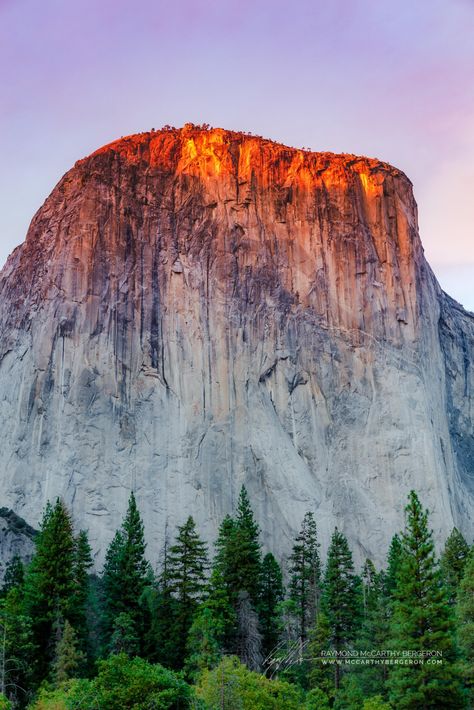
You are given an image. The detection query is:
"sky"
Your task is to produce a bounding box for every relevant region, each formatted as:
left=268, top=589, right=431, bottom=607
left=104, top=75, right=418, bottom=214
left=0, top=0, right=473, bottom=310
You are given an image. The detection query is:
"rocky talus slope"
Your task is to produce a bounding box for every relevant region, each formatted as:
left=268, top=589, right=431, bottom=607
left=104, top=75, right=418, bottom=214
left=0, top=125, right=472, bottom=566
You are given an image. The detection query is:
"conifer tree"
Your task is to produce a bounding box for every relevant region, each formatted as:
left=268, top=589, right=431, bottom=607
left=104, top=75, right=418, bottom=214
left=440, top=527, right=470, bottom=606
left=101, top=492, right=151, bottom=649
left=356, top=560, right=389, bottom=697
left=321, top=527, right=359, bottom=690
left=51, top=619, right=85, bottom=687
left=385, top=533, right=403, bottom=598
left=110, top=612, right=140, bottom=657
left=307, top=611, right=333, bottom=698
left=289, top=512, right=321, bottom=644
left=259, top=552, right=284, bottom=662
left=69, top=530, right=93, bottom=653
left=1, top=557, right=24, bottom=598
left=145, top=536, right=182, bottom=670
left=207, top=493, right=263, bottom=654
left=0, top=588, right=34, bottom=705
left=232, top=486, right=262, bottom=605
left=165, top=516, right=208, bottom=665
left=206, top=516, right=237, bottom=651
left=23, top=499, right=76, bottom=679
left=388, top=490, right=465, bottom=709
left=456, top=551, right=474, bottom=704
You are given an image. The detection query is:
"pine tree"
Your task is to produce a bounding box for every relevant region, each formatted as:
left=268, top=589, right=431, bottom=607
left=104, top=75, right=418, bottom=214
left=456, top=551, right=474, bottom=704
left=388, top=490, right=465, bottom=709
left=23, top=499, right=76, bottom=680
left=51, top=619, right=85, bottom=687
left=207, top=502, right=261, bottom=655
left=307, top=611, right=333, bottom=698
left=101, top=492, right=151, bottom=650
left=101, top=530, right=124, bottom=637
left=440, top=527, right=470, bottom=606
left=110, top=612, right=140, bottom=657
left=289, top=512, right=321, bottom=644
left=206, top=524, right=236, bottom=655
left=0, top=588, right=34, bottom=705
left=356, top=560, right=389, bottom=698
left=321, top=527, right=359, bottom=690
left=259, top=553, right=284, bottom=664
left=1, top=556, right=24, bottom=598
left=165, top=516, right=208, bottom=666
left=385, top=533, right=403, bottom=598
left=69, top=530, right=93, bottom=654
left=231, top=486, right=262, bottom=605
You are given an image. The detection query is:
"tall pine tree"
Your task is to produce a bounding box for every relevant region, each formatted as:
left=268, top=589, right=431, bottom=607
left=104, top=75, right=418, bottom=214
left=23, top=499, right=76, bottom=681
left=456, top=550, right=474, bottom=705
left=231, top=486, right=262, bottom=605
left=259, top=552, right=284, bottom=664
left=440, top=527, right=470, bottom=606
left=70, top=530, right=93, bottom=656
left=165, top=516, right=208, bottom=666
left=101, top=492, right=151, bottom=651
left=289, top=511, right=321, bottom=644
left=355, top=560, right=389, bottom=698
left=388, top=490, right=465, bottom=710
left=321, top=527, right=359, bottom=690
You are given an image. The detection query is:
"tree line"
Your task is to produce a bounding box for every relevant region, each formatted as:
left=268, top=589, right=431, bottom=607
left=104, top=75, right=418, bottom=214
left=0, top=488, right=472, bottom=709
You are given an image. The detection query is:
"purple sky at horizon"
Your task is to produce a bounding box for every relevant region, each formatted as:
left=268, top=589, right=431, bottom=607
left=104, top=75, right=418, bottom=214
left=1, top=0, right=473, bottom=309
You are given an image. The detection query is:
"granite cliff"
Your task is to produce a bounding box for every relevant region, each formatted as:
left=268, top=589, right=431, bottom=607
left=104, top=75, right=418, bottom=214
left=0, top=125, right=472, bottom=567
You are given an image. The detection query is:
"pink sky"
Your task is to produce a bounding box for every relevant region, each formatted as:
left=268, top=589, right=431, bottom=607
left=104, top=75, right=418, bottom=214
left=1, top=0, right=473, bottom=308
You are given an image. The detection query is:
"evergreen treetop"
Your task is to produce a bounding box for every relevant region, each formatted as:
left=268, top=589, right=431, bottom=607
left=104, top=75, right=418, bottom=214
left=388, top=490, right=465, bottom=709
left=289, top=511, right=321, bottom=643
left=440, top=527, right=470, bottom=605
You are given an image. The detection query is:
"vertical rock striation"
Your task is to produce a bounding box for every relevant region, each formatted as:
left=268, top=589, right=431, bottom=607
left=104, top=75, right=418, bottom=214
left=0, top=125, right=472, bottom=565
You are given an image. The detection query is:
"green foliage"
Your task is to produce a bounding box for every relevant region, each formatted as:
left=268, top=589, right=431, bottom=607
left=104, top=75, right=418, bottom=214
left=165, top=516, right=208, bottom=665
left=307, top=611, right=333, bottom=696
left=385, top=534, right=403, bottom=598
left=355, top=560, right=390, bottom=697
left=206, top=516, right=237, bottom=647
left=1, top=556, right=24, bottom=598
left=2, top=488, right=473, bottom=707
left=24, top=499, right=76, bottom=680
left=0, top=694, right=11, bottom=710
left=456, top=550, right=474, bottom=704
left=232, top=486, right=262, bottom=605
left=258, top=553, right=284, bottom=663
left=333, top=673, right=364, bottom=710
left=110, top=612, right=140, bottom=657
left=0, top=587, right=35, bottom=706
left=289, top=512, right=321, bottom=643
left=207, top=490, right=263, bottom=658
left=101, top=493, right=152, bottom=649
left=304, top=687, right=331, bottom=709
left=184, top=606, right=223, bottom=681
left=362, top=695, right=392, bottom=710
left=30, top=654, right=191, bottom=709
left=51, top=620, right=85, bottom=687
left=195, top=655, right=304, bottom=710
left=321, top=527, right=360, bottom=689
left=388, top=490, right=466, bottom=709
left=142, top=579, right=183, bottom=670
left=440, top=527, right=470, bottom=605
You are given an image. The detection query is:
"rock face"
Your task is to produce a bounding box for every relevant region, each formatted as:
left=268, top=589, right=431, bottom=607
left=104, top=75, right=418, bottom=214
left=0, top=509, right=36, bottom=580
left=0, top=125, right=472, bottom=566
